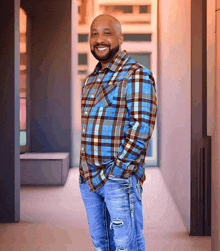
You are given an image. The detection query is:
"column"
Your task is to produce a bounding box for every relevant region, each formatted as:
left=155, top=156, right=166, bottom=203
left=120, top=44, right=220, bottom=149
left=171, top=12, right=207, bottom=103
left=0, top=0, right=20, bottom=223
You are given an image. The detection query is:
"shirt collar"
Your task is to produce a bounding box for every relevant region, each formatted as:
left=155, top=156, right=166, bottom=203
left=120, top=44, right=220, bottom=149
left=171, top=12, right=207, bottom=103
left=94, top=50, right=129, bottom=74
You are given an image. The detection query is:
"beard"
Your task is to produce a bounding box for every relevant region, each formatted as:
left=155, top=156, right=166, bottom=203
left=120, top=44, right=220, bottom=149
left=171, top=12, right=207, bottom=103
left=91, top=43, right=120, bottom=62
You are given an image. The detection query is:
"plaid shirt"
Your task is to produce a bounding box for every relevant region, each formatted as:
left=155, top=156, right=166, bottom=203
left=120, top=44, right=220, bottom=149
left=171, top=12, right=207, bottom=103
left=80, top=50, right=157, bottom=192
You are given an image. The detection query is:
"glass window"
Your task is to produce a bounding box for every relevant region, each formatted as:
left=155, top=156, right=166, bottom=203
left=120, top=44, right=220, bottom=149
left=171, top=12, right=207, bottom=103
left=104, top=5, right=133, bottom=14
left=146, top=137, right=152, bottom=157
left=124, top=34, right=151, bottom=42
left=78, top=70, right=88, bottom=75
left=129, top=53, right=157, bottom=166
left=129, top=53, right=151, bottom=70
left=115, top=5, right=133, bottom=13
left=20, top=131, right=27, bottom=146
left=139, top=5, right=151, bottom=14
left=78, top=53, right=88, bottom=65
left=78, top=34, right=88, bottom=43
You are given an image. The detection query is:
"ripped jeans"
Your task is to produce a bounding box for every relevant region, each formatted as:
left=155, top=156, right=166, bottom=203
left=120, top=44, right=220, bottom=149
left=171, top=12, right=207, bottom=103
left=79, top=174, right=145, bottom=251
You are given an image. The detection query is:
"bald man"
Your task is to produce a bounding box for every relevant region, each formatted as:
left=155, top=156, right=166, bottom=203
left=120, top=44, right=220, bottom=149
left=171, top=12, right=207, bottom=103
left=79, top=14, right=158, bottom=251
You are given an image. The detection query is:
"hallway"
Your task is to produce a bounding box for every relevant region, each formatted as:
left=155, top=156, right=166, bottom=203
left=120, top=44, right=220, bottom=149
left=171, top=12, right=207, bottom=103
left=0, top=168, right=211, bottom=250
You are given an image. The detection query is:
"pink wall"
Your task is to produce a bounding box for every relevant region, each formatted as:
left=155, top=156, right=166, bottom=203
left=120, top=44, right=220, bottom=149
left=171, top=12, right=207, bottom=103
left=211, top=0, right=220, bottom=249
left=71, top=0, right=81, bottom=167
left=20, top=74, right=26, bottom=130
left=158, top=0, right=191, bottom=231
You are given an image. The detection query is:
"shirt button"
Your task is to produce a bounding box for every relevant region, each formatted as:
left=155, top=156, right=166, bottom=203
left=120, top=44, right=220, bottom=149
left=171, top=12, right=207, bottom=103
left=85, top=111, right=88, bottom=115
left=91, top=95, right=94, bottom=98
left=83, top=129, right=85, bottom=132
left=82, top=148, right=84, bottom=151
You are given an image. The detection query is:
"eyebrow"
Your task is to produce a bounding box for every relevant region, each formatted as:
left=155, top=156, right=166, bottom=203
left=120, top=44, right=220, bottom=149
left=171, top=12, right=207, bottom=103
left=91, top=28, right=111, bottom=32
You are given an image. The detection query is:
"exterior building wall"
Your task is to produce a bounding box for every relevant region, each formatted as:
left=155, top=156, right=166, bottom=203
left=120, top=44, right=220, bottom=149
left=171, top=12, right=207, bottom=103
left=211, top=0, right=220, bottom=248
left=27, top=0, right=71, bottom=156
left=0, top=0, right=20, bottom=223
left=71, top=0, right=80, bottom=168
left=207, top=0, right=216, bottom=136
left=158, top=0, right=191, bottom=231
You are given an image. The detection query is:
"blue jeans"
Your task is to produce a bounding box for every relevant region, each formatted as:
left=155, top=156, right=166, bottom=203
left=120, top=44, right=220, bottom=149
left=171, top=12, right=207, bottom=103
left=79, top=174, right=145, bottom=251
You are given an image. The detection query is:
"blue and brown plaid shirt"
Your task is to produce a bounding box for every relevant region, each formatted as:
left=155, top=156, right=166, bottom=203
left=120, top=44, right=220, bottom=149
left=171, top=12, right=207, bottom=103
left=79, top=50, right=157, bottom=192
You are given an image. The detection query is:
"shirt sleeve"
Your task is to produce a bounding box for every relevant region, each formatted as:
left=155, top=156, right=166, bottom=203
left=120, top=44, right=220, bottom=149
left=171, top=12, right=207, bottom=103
left=110, top=67, right=158, bottom=178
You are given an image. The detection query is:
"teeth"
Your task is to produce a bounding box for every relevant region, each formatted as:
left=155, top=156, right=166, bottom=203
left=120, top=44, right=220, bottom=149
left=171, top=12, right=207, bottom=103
left=97, top=47, right=107, bottom=51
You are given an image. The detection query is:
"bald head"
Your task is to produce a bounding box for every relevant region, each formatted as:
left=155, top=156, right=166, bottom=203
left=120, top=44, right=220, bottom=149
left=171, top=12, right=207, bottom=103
left=91, top=14, right=122, bottom=36
left=89, top=14, right=124, bottom=68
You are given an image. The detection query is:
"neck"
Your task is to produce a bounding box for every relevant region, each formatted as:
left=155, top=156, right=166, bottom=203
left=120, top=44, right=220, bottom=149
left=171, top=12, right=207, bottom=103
left=100, top=50, right=121, bottom=70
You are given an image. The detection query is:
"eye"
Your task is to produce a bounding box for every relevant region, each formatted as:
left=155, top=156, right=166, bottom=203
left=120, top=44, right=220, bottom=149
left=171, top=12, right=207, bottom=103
left=91, top=33, right=97, bottom=36
left=105, top=32, right=110, bottom=35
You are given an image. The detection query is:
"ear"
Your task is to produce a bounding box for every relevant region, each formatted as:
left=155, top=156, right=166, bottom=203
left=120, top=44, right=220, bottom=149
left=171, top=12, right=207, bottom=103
left=119, top=33, right=124, bottom=45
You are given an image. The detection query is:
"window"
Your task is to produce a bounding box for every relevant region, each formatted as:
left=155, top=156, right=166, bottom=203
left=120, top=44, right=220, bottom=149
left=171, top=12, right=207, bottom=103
left=129, top=53, right=151, bottom=71
left=78, top=53, right=88, bottom=65
left=139, top=5, right=151, bottom=14
left=78, top=70, right=88, bottom=75
left=78, top=34, right=88, bottom=43
left=129, top=53, right=157, bottom=166
left=100, top=4, right=151, bottom=24
left=77, top=53, right=88, bottom=85
left=104, top=5, right=133, bottom=14
left=123, top=34, right=151, bottom=42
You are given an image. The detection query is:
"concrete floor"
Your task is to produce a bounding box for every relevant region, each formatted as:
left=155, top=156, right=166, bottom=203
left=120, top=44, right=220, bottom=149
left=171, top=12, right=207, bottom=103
left=0, top=167, right=211, bottom=250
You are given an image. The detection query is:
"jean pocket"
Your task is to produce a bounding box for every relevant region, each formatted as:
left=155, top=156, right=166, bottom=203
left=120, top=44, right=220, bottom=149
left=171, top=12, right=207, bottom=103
left=136, top=181, right=143, bottom=202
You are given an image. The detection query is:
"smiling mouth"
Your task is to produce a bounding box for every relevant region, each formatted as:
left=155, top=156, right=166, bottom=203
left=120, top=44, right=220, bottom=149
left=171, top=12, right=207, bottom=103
left=95, top=46, right=109, bottom=51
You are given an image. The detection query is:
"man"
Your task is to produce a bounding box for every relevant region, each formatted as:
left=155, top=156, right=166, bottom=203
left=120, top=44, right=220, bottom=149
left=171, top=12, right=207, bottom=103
left=79, top=14, right=157, bottom=251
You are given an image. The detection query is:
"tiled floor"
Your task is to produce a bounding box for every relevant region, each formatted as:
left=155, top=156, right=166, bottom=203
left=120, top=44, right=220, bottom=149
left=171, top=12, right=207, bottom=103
left=0, top=167, right=211, bottom=250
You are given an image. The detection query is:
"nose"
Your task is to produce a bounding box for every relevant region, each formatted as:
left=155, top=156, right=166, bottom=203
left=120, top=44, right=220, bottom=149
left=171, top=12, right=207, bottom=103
left=94, top=34, right=105, bottom=44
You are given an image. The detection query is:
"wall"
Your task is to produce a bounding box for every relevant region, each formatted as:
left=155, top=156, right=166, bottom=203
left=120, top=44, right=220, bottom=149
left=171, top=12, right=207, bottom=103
left=207, top=0, right=216, bottom=136
left=0, top=0, right=20, bottom=222
left=71, top=0, right=81, bottom=167
left=22, top=0, right=72, bottom=163
left=158, top=0, right=191, bottom=231
left=212, top=0, right=220, bottom=249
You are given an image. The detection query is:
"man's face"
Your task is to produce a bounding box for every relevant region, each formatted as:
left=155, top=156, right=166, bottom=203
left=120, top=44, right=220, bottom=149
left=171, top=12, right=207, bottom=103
left=90, top=19, right=123, bottom=63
